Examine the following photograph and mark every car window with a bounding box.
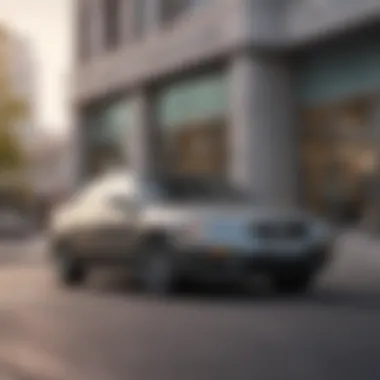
[71,174,134,205]
[155,176,252,202]
[77,184,105,206]
[107,193,135,211]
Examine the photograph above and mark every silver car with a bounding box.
[48,171,334,294]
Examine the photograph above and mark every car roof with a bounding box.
[86,171,136,195]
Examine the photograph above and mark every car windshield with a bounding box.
[154,176,252,202]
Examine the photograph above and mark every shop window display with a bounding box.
[301,98,376,222]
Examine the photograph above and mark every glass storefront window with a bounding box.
[170,120,227,175]
[300,97,376,222]
[158,73,227,127]
[86,98,133,177]
[157,73,228,178]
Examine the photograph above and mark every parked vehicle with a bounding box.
[48,171,334,294]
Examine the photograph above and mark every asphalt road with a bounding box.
[1,232,380,380]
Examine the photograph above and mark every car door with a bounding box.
[97,192,139,260]
[68,185,106,258]
[66,175,139,261]
[71,187,130,260]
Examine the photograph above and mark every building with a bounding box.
[72,0,380,221]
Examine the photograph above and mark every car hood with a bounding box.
[141,203,314,226]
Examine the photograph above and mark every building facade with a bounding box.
[72,0,380,220]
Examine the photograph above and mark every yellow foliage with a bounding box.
[0,24,28,171]
[0,129,23,169]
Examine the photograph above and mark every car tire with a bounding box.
[273,273,313,294]
[56,250,87,287]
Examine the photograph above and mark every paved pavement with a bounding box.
[0,235,46,267]
[1,231,380,380]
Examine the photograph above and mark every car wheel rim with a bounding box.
[57,253,73,274]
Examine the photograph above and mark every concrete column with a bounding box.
[129,91,161,179]
[228,52,298,206]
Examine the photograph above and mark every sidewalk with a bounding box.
[337,228,380,255]
[321,227,380,287]
[0,233,47,268]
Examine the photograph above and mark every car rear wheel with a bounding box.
[273,273,314,294]
[56,250,87,287]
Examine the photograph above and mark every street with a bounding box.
[1,232,380,380]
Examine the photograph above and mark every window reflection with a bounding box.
[85,99,132,177]
[164,120,227,177]
[301,98,375,222]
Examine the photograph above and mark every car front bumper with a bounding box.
[174,244,331,283]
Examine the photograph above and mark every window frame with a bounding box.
[77,0,91,62]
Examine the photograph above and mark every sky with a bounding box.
[0,0,73,135]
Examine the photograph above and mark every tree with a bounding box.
[0,25,32,212]
[0,25,28,172]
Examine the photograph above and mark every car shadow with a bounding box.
[309,286,380,313]
[82,270,380,314]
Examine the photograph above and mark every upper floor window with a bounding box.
[160,0,193,25]
[103,0,122,50]
[133,0,149,39]
[77,0,91,61]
